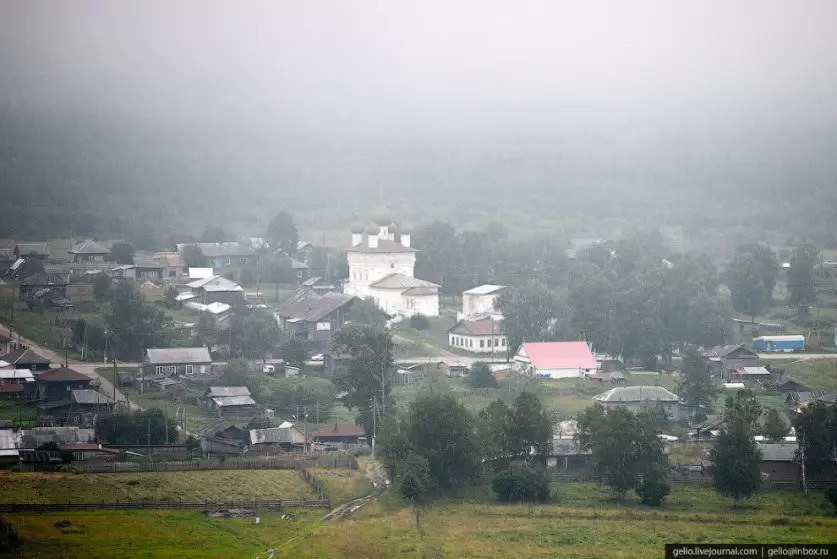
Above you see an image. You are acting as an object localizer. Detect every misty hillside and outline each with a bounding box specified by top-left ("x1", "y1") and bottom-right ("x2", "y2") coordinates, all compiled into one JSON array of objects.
[{"x1": 1, "y1": 105, "x2": 836, "y2": 246}]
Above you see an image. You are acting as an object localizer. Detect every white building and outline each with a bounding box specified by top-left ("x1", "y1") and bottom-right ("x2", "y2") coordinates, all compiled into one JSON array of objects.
[
  {"x1": 343, "y1": 220, "x2": 439, "y2": 319},
  {"x1": 448, "y1": 317, "x2": 506, "y2": 355},
  {"x1": 513, "y1": 341, "x2": 598, "y2": 379},
  {"x1": 458, "y1": 285, "x2": 506, "y2": 321}
]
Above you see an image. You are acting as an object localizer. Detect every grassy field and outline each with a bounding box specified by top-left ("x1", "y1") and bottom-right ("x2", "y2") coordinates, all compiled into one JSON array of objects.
[
  {"x1": 0, "y1": 470, "x2": 316, "y2": 504},
  {"x1": 0, "y1": 399, "x2": 37, "y2": 427},
  {"x1": 7, "y1": 509, "x2": 321, "y2": 559},
  {"x1": 280, "y1": 484, "x2": 837, "y2": 558},
  {"x1": 310, "y1": 468, "x2": 374, "y2": 506},
  {"x1": 782, "y1": 359, "x2": 837, "y2": 391},
  {"x1": 121, "y1": 388, "x2": 218, "y2": 435}
]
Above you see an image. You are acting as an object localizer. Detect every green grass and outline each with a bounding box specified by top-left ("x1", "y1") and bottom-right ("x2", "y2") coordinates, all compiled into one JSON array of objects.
[
  {"x1": 7, "y1": 509, "x2": 320, "y2": 559},
  {"x1": 310, "y1": 469, "x2": 374, "y2": 505},
  {"x1": 0, "y1": 398, "x2": 37, "y2": 426},
  {"x1": 391, "y1": 314, "x2": 459, "y2": 353},
  {"x1": 0, "y1": 470, "x2": 316, "y2": 504},
  {"x1": 2, "y1": 309, "x2": 71, "y2": 354},
  {"x1": 281, "y1": 484, "x2": 837, "y2": 558},
  {"x1": 122, "y1": 388, "x2": 218, "y2": 435},
  {"x1": 782, "y1": 359, "x2": 837, "y2": 391}
]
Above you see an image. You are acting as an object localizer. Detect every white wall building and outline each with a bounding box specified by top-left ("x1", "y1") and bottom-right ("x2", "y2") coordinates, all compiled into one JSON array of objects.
[
  {"x1": 458, "y1": 285, "x2": 506, "y2": 321},
  {"x1": 448, "y1": 317, "x2": 506, "y2": 355},
  {"x1": 343, "y1": 220, "x2": 439, "y2": 319},
  {"x1": 513, "y1": 341, "x2": 598, "y2": 379}
]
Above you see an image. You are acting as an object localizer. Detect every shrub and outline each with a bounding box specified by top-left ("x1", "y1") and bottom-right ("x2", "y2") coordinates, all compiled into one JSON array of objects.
[
  {"x1": 491, "y1": 463, "x2": 549, "y2": 503},
  {"x1": 470, "y1": 362, "x2": 498, "y2": 389},
  {"x1": 826, "y1": 485, "x2": 837, "y2": 515},
  {"x1": 409, "y1": 314, "x2": 430, "y2": 330},
  {"x1": 635, "y1": 474, "x2": 670, "y2": 506}
]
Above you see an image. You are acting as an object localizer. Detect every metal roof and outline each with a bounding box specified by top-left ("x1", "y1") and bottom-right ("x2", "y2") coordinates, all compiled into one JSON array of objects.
[
  {"x1": 0, "y1": 429, "x2": 22, "y2": 450},
  {"x1": 369, "y1": 273, "x2": 438, "y2": 290},
  {"x1": 0, "y1": 348, "x2": 51, "y2": 366},
  {"x1": 735, "y1": 367, "x2": 771, "y2": 376},
  {"x1": 212, "y1": 395, "x2": 256, "y2": 407},
  {"x1": 0, "y1": 369, "x2": 34, "y2": 381},
  {"x1": 449, "y1": 317, "x2": 503, "y2": 337},
  {"x1": 277, "y1": 290, "x2": 355, "y2": 323},
  {"x1": 757, "y1": 443, "x2": 798, "y2": 462},
  {"x1": 200, "y1": 277, "x2": 244, "y2": 292},
  {"x1": 516, "y1": 342, "x2": 597, "y2": 370},
  {"x1": 146, "y1": 347, "x2": 212, "y2": 365},
  {"x1": 703, "y1": 345, "x2": 758, "y2": 358},
  {"x1": 69, "y1": 239, "x2": 110, "y2": 255},
  {"x1": 207, "y1": 386, "x2": 251, "y2": 397},
  {"x1": 71, "y1": 389, "x2": 115, "y2": 405},
  {"x1": 22, "y1": 427, "x2": 95, "y2": 446},
  {"x1": 462, "y1": 284, "x2": 506, "y2": 295},
  {"x1": 249, "y1": 426, "x2": 308, "y2": 445},
  {"x1": 15, "y1": 242, "x2": 49, "y2": 256},
  {"x1": 36, "y1": 367, "x2": 90, "y2": 382},
  {"x1": 593, "y1": 386, "x2": 681, "y2": 403}
]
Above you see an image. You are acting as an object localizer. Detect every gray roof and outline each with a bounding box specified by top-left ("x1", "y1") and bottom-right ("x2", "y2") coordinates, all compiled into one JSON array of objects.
[
  {"x1": 15, "y1": 242, "x2": 49, "y2": 256},
  {"x1": 146, "y1": 347, "x2": 212, "y2": 365},
  {"x1": 462, "y1": 284, "x2": 506, "y2": 295},
  {"x1": 207, "y1": 386, "x2": 251, "y2": 397},
  {"x1": 346, "y1": 238, "x2": 417, "y2": 254},
  {"x1": 735, "y1": 366, "x2": 771, "y2": 376},
  {"x1": 71, "y1": 389, "x2": 115, "y2": 405},
  {"x1": 369, "y1": 273, "x2": 438, "y2": 290},
  {"x1": 0, "y1": 348, "x2": 51, "y2": 366},
  {"x1": 249, "y1": 426, "x2": 308, "y2": 445},
  {"x1": 0, "y1": 429, "x2": 21, "y2": 450},
  {"x1": 703, "y1": 345, "x2": 758, "y2": 358},
  {"x1": 177, "y1": 242, "x2": 252, "y2": 258},
  {"x1": 277, "y1": 290, "x2": 355, "y2": 323},
  {"x1": 132, "y1": 254, "x2": 165, "y2": 269},
  {"x1": 551, "y1": 438, "x2": 591, "y2": 456},
  {"x1": 212, "y1": 395, "x2": 256, "y2": 407},
  {"x1": 757, "y1": 443, "x2": 798, "y2": 462},
  {"x1": 22, "y1": 427, "x2": 95, "y2": 446},
  {"x1": 201, "y1": 276, "x2": 244, "y2": 292},
  {"x1": 593, "y1": 386, "x2": 681, "y2": 403},
  {"x1": 197, "y1": 420, "x2": 242, "y2": 439},
  {"x1": 786, "y1": 391, "x2": 826, "y2": 405},
  {"x1": 69, "y1": 239, "x2": 110, "y2": 255}
]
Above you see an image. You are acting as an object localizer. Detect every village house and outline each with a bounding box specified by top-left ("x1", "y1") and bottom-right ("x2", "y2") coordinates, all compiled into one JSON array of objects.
[
  {"x1": 343, "y1": 219, "x2": 440, "y2": 320},
  {"x1": 776, "y1": 378, "x2": 811, "y2": 393},
  {"x1": 111, "y1": 255, "x2": 165, "y2": 281},
  {"x1": 197, "y1": 420, "x2": 249, "y2": 456},
  {"x1": 448, "y1": 317, "x2": 506, "y2": 355},
  {"x1": 176, "y1": 242, "x2": 252, "y2": 269},
  {"x1": 151, "y1": 251, "x2": 189, "y2": 281},
  {"x1": 275, "y1": 289, "x2": 355, "y2": 350},
  {"x1": 593, "y1": 386, "x2": 690, "y2": 421},
  {"x1": 144, "y1": 347, "x2": 212, "y2": 376},
  {"x1": 19, "y1": 273, "x2": 69, "y2": 302},
  {"x1": 0, "y1": 347, "x2": 52, "y2": 372},
  {"x1": 33, "y1": 367, "x2": 92, "y2": 401},
  {"x1": 184, "y1": 301, "x2": 231, "y2": 325},
  {"x1": 702, "y1": 345, "x2": 760, "y2": 381},
  {"x1": 278, "y1": 255, "x2": 311, "y2": 284},
  {"x1": 513, "y1": 341, "x2": 598, "y2": 379},
  {"x1": 295, "y1": 241, "x2": 314, "y2": 263},
  {"x1": 186, "y1": 275, "x2": 245, "y2": 304},
  {"x1": 249, "y1": 424, "x2": 310, "y2": 452},
  {"x1": 458, "y1": 284, "x2": 506, "y2": 321},
  {"x1": 0, "y1": 368, "x2": 34, "y2": 400},
  {"x1": 728, "y1": 366, "x2": 772, "y2": 383},
  {"x1": 21, "y1": 426, "x2": 95, "y2": 448},
  {"x1": 203, "y1": 386, "x2": 257, "y2": 418},
  {"x1": 0, "y1": 332, "x2": 16, "y2": 356},
  {"x1": 13, "y1": 242, "x2": 49, "y2": 261},
  {"x1": 300, "y1": 276, "x2": 338, "y2": 295},
  {"x1": 38, "y1": 389, "x2": 115, "y2": 426},
  {"x1": 323, "y1": 352, "x2": 352, "y2": 376},
  {"x1": 68, "y1": 240, "x2": 110, "y2": 263},
  {"x1": 311, "y1": 423, "x2": 366, "y2": 445}
]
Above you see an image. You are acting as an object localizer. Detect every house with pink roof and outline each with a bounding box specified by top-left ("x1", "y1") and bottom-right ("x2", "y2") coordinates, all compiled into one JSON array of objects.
[{"x1": 513, "y1": 341, "x2": 598, "y2": 379}]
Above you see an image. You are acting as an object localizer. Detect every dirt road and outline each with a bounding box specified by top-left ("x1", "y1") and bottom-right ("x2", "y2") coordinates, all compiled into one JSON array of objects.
[
  {"x1": 0, "y1": 322, "x2": 138, "y2": 410},
  {"x1": 321, "y1": 459, "x2": 389, "y2": 522}
]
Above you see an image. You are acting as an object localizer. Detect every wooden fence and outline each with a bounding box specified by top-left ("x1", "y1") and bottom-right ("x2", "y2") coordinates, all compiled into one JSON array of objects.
[
  {"x1": 81, "y1": 455, "x2": 357, "y2": 473},
  {"x1": 0, "y1": 498, "x2": 330, "y2": 513}
]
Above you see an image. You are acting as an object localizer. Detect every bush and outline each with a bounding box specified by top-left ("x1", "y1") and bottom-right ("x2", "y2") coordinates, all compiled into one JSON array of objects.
[
  {"x1": 635, "y1": 474, "x2": 670, "y2": 506},
  {"x1": 470, "y1": 362, "x2": 498, "y2": 389},
  {"x1": 0, "y1": 517, "x2": 23, "y2": 551},
  {"x1": 826, "y1": 485, "x2": 837, "y2": 515},
  {"x1": 409, "y1": 314, "x2": 430, "y2": 330},
  {"x1": 491, "y1": 463, "x2": 549, "y2": 503}
]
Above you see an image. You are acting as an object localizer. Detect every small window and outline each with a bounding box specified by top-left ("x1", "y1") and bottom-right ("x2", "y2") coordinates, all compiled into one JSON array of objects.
[
  {"x1": 156, "y1": 366, "x2": 164, "y2": 374},
  {"x1": 167, "y1": 365, "x2": 176, "y2": 374},
  {"x1": 184, "y1": 365, "x2": 193, "y2": 375},
  {"x1": 168, "y1": 270, "x2": 177, "y2": 277},
  {"x1": 488, "y1": 339, "x2": 493, "y2": 347},
  {"x1": 390, "y1": 263, "x2": 395, "y2": 269},
  {"x1": 480, "y1": 340, "x2": 485, "y2": 348}
]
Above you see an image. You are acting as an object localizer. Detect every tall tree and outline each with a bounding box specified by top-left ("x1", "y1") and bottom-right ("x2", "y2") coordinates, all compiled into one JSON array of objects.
[
  {"x1": 792, "y1": 401, "x2": 837, "y2": 481},
  {"x1": 506, "y1": 392, "x2": 553, "y2": 467},
  {"x1": 331, "y1": 325, "x2": 395, "y2": 433},
  {"x1": 737, "y1": 245, "x2": 778, "y2": 301},
  {"x1": 398, "y1": 453, "x2": 431, "y2": 531},
  {"x1": 470, "y1": 362, "x2": 498, "y2": 389},
  {"x1": 685, "y1": 294, "x2": 731, "y2": 348},
  {"x1": 787, "y1": 243, "x2": 818, "y2": 308},
  {"x1": 95, "y1": 409, "x2": 177, "y2": 445},
  {"x1": 92, "y1": 273, "x2": 112, "y2": 302},
  {"x1": 181, "y1": 244, "x2": 208, "y2": 268},
  {"x1": 677, "y1": 346, "x2": 719, "y2": 410},
  {"x1": 265, "y1": 211, "x2": 299, "y2": 256},
  {"x1": 109, "y1": 242, "x2": 135, "y2": 265},
  {"x1": 200, "y1": 225, "x2": 229, "y2": 243},
  {"x1": 568, "y1": 273, "x2": 615, "y2": 353},
  {"x1": 105, "y1": 282, "x2": 171, "y2": 359},
  {"x1": 496, "y1": 283, "x2": 571, "y2": 358},
  {"x1": 414, "y1": 221, "x2": 460, "y2": 294},
  {"x1": 709, "y1": 392, "x2": 762, "y2": 505},
  {"x1": 278, "y1": 337, "x2": 311, "y2": 369},
  {"x1": 240, "y1": 313, "x2": 280, "y2": 362},
  {"x1": 728, "y1": 253, "x2": 768, "y2": 321},
  {"x1": 760, "y1": 409, "x2": 789, "y2": 442},
  {"x1": 345, "y1": 297, "x2": 388, "y2": 328}
]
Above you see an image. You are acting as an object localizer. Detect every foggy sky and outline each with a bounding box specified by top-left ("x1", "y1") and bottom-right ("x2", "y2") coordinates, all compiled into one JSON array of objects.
[{"x1": 2, "y1": 0, "x2": 836, "y2": 137}]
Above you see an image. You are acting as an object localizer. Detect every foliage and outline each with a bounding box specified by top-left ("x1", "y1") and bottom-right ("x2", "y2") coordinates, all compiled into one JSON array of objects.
[
  {"x1": 163, "y1": 285, "x2": 180, "y2": 309},
  {"x1": 36, "y1": 441, "x2": 74, "y2": 464},
  {"x1": 238, "y1": 313, "x2": 280, "y2": 361},
  {"x1": 95, "y1": 409, "x2": 178, "y2": 445},
  {"x1": 92, "y1": 273, "x2": 112, "y2": 301},
  {"x1": 109, "y1": 242, "x2": 135, "y2": 265},
  {"x1": 219, "y1": 358, "x2": 251, "y2": 386},
  {"x1": 409, "y1": 314, "x2": 430, "y2": 330},
  {"x1": 476, "y1": 392, "x2": 552, "y2": 470},
  {"x1": 265, "y1": 210, "x2": 299, "y2": 256},
  {"x1": 760, "y1": 409, "x2": 789, "y2": 442},
  {"x1": 246, "y1": 414, "x2": 280, "y2": 430},
  {"x1": 710, "y1": 393, "x2": 763, "y2": 504},
  {"x1": 200, "y1": 225, "x2": 228, "y2": 243},
  {"x1": 345, "y1": 297, "x2": 388, "y2": 328},
  {"x1": 737, "y1": 245, "x2": 778, "y2": 300},
  {"x1": 492, "y1": 462, "x2": 550, "y2": 503},
  {"x1": 181, "y1": 245, "x2": 207, "y2": 268},
  {"x1": 788, "y1": 243, "x2": 819, "y2": 308},
  {"x1": 71, "y1": 318, "x2": 107, "y2": 356},
  {"x1": 249, "y1": 376, "x2": 336, "y2": 418},
  {"x1": 470, "y1": 362, "x2": 498, "y2": 389},
  {"x1": 105, "y1": 282, "x2": 173, "y2": 360},
  {"x1": 398, "y1": 453, "x2": 432, "y2": 530},
  {"x1": 635, "y1": 470, "x2": 671, "y2": 506},
  {"x1": 792, "y1": 401, "x2": 837, "y2": 478},
  {"x1": 279, "y1": 337, "x2": 311, "y2": 369},
  {"x1": 728, "y1": 252, "x2": 768, "y2": 321},
  {"x1": 496, "y1": 283, "x2": 570, "y2": 358},
  {"x1": 677, "y1": 346, "x2": 719, "y2": 408},
  {"x1": 332, "y1": 325, "x2": 395, "y2": 433},
  {"x1": 576, "y1": 406, "x2": 668, "y2": 501},
  {"x1": 826, "y1": 486, "x2": 837, "y2": 515}
]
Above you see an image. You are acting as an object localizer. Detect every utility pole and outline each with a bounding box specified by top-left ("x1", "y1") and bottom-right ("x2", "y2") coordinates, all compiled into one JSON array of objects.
[
  {"x1": 146, "y1": 418, "x2": 151, "y2": 462},
  {"x1": 164, "y1": 400, "x2": 169, "y2": 444},
  {"x1": 371, "y1": 396, "x2": 377, "y2": 454},
  {"x1": 112, "y1": 355, "x2": 117, "y2": 404},
  {"x1": 303, "y1": 405, "x2": 308, "y2": 456}
]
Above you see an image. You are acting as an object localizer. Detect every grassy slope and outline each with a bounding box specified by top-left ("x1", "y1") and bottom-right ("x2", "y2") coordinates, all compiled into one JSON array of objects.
[
  {"x1": 0, "y1": 470, "x2": 315, "y2": 504},
  {"x1": 9, "y1": 509, "x2": 321, "y2": 559},
  {"x1": 782, "y1": 359, "x2": 837, "y2": 392},
  {"x1": 0, "y1": 399, "x2": 37, "y2": 426},
  {"x1": 309, "y1": 469, "x2": 374, "y2": 506},
  {"x1": 121, "y1": 388, "x2": 218, "y2": 434},
  {"x1": 282, "y1": 484, "x2": 837, "y2": 558}
]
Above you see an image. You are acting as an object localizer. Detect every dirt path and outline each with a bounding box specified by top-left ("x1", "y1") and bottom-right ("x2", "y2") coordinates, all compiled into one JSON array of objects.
[
  {"x1": 0, "y1": 322, "x2": 138, "y2": 410},
  {"x1": 321, "y1": 459, "x2": 389, "y2": 522}
]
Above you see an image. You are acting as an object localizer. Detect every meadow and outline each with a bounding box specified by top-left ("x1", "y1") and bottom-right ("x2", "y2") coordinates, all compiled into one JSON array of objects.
[
  {"x1": 309, "y1": 468, "x2": 375, "y2": 506},
  {"x1": 0, "y1": 470, "x2": 315, "y2": 504}
]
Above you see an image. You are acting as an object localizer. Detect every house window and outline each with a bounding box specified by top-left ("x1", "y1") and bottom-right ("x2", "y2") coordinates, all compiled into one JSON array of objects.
[
  {"x1": 488, "y1": 339, "x2": 493, "y2": 347},
  {"x1": 480, "y1": 340, "x2": 485, "y2": 348},
  {"x1": 169, "y1": 270, "x2": 177, "y2": 277},
  {"x1": 155, "y1": 366, "x2": 165, "y2": 374},
  {"x1": 184, "y1": 365, "x2": 193, "y2": 375},
  {"x1": 390, "y1": 263, "x2": 395, "y2": 269},
  {"x1": 495, "y1": 338, "x2": 500, "y2": 347},
  {"x1": 297, "y1": 271, "x2": 303, "y2": 278},
  {"x1": 500, "y1": 338, "x2": 506, "y2": 347},
  {"x1": 469, "y1": 339, "x2": 473, "y2": 348},
  {"x1": 226, "y1": 257, "x2": 232, "y2": 265},
  {"x1": 167, "y1": 366, "x2": 176, "y2": 374}
]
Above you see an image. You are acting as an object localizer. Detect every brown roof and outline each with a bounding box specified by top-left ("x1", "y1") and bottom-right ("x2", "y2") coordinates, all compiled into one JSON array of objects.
[
  {"x1": 449, "y1": 318, "x2": 503, "y2": 336},
  {"x1": 346, "y1": 238, "x2": 417, "y2": 254},
  {"x1": 151, "y1": 252, "x2": 185, "y2": 267},
  {"x1": 312, "y1": 424, "x2": 365, "y2": 438},
  {"x1": 0, "y1": 384, "x2": 23, "y2": 394},
  {"x1": 37, "y1": 367, "x2": 92, "y2": 383}
]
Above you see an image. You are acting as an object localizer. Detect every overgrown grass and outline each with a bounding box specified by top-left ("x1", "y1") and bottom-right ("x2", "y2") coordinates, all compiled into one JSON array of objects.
[
  {"x1": 309, "y1": 469, "x2": 374, "y2": 506},
  {"x1": 0, "y1": 399, "x2": 37, "y2": 426},
  {"x1": 783, "y1": 359, "x2": 837, "y2": 391},
  {"x1": 121, "y1": 388, "x2": 217, "y2": 435},
  {"x1": 0, "y1": 470, "x2": 316, "y2": 504},
  {"x1": 7, "y1": 509, "x2": 320, "y2": 559}
]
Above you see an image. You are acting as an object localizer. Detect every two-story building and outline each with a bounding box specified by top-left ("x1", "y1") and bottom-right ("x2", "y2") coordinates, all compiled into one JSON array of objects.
[
  {"x1": 176, "y1": 242, "x2": 252, "y2": 269},
  {"x1": 34, "y1": 367, "x2": 93, "y2": 401},
  {"x1": 275, "y1": 290, "x2": 355, "y2": 350},
  {"x1": 458, "y1": 285, "x2": 506, "y2": 321},
  {"x1": 13, "y1": 243, "x2": 49, "y2": 261},
  {"x1": 448, "y1": 317, "x2": 507, "y2": 355}
]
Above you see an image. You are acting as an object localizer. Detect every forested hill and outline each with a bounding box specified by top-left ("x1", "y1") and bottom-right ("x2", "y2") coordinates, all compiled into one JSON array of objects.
[{"x1": 1, "y1": 105, "x2": 836, "y2": 246}]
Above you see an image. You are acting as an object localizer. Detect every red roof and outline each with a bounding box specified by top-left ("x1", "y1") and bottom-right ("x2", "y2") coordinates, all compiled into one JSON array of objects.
[
  {"x1": 312, "y1": 424, "x2": 365, "y2": 438},
  {"x1": 0, "y1": 384, "x2": 23, "y2": 393},
  {"x1": 37, "y1": 367, "x2": 92, "y2": 383},
  {"x1": 517, "y1": 342, "x2": 597, "y2": 370}
]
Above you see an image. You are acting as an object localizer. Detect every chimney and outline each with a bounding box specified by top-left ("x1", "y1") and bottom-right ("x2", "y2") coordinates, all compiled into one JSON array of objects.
[
  {"x1": 351, "y1": 233, "x2": 363, "y2": 246},
  {"x1": 400, "y1": 233, "x2": 411, "y2": 248},
  {"x1": 368, "y1": 234, "x2": 378, "y2": 249}
]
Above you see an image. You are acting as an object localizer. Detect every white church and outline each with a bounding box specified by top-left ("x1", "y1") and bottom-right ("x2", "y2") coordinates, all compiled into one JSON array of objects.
[{"x1": 343, "y1": 219, "x2": 440, "y2": 320}]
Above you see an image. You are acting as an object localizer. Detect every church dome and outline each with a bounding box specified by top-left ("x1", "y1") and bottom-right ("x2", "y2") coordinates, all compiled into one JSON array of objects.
[
  {"x1": 364, "y1": 222, "x2": 380, "y2": 235},
  {"x1": 350, "y1": 222, "x2": 365, "y2": 234},
  {"x1": 371, "y1": 204, "x2": 395, "y2": 225}
]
